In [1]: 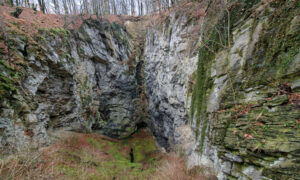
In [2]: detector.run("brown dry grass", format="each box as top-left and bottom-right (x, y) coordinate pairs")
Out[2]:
(145, 1), (206, 26)
(0, 132), (216, 180)
(0, 133), (119, 179)
(151, 153), (217, 180)
(0, 5), (64, 35)
(0, 5), (131, 36)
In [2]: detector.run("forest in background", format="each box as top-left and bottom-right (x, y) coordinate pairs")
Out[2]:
(0, 0), (185, 16)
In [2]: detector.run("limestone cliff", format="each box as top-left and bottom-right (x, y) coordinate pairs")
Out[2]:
(0, 1), (300, 179)
(144, 1), (300, 179)
(0, 19), (141, 151)
(144, 12), (199, 150)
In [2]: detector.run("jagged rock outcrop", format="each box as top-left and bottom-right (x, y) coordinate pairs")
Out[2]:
(0, 19), (140, 151)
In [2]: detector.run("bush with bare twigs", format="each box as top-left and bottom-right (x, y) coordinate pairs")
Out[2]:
(151, 153), (217, 180)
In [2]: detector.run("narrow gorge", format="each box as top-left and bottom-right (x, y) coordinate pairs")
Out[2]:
(0, 0), (300, 179)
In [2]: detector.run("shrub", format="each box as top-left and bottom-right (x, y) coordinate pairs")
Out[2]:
(151, 153), (217, 180)
(10, 7), (23, 18)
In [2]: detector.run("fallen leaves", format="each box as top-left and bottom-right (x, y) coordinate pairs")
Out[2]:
(267, 82), (300, 104)
(244, 133), (254, 139)
(288, 92), (300, 104)
(254, 122), (264, 126)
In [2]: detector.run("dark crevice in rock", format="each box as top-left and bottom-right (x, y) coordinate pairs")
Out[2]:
(135, 60), (144, 94)
(130, 148), (134, 163)
(91, 56), (108, 65)
(136, 122), (147, 129)
(21, 43), (28, 57)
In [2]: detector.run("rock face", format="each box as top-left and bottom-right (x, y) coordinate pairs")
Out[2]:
(0, 19), (140, 151)
(144, 1), (300, 180)
(144, 13), (199, 150)
(1, 1), (300, 179)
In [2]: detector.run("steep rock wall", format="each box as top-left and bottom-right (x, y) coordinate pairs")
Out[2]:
(0, 19), (140, 151)
(144, 13), (199, 150)
(144, 1), (300, 179)
(0, 2), (299, 179)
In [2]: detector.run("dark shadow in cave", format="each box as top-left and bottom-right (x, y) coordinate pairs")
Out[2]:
(130, 148), (134, 163)
(136, 122), (147, 129)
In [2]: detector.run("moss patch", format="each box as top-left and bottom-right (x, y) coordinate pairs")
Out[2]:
(248, 1), (300, 77)
(190, 17), (227, 153)
(0, 59), (17, 99)
(48, 129), (161, 179)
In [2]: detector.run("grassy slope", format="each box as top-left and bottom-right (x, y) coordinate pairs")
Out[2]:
(0, 129), (214, 180)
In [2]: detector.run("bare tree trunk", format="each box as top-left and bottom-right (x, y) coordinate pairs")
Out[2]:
(140, 1), (143, 16)
(38, 0), (46, 13)
(112, 0), (117, 15)
(26, 0), (30, 8)
(80, 0), (87, 14)
(158, 0), (161, 14)
(52, 0), (60, 14)
(130, 0), (135, 15)
(137, 0), (140, 15)
(62, 0), (69, 14)
(10, 0), (14, 6)
(170, 0), (173, 6)
(67, 0), (76, 14)
(223, 0), (231, 49)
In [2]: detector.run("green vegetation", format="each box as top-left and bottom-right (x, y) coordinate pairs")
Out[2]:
(0, 73), (15, 98)
(190, 18), (227, 153)
(36, 27), (74, 64)
(0, 59), (14, 71)
(189, 0), (299, 154)
(37, 27), (70, 42)
(49, 27), (70, 37)
(51, 130), (161, 179)
(0, 59), (16, 99)
(10, 7), (23, 18)
(202, 2), (300, 178)
(190, 0), (283, 153)
(1, 130), (213, 179)
(252, 1), (300, 75)
(111, 22), (130, 49)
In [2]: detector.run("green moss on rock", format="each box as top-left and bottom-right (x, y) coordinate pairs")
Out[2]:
(0, 59), (17, 99)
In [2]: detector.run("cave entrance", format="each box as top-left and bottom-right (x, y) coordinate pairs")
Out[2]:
(130, 148), (134, 163)
(136, 122), (147, 129)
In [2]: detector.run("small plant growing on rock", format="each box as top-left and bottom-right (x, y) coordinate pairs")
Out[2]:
(10, 7), (23, 18)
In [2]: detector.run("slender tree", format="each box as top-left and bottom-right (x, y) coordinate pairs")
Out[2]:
(9, 0), (14, 6)
(52, 0), (60, 14)
(37, 0), (46, 13)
